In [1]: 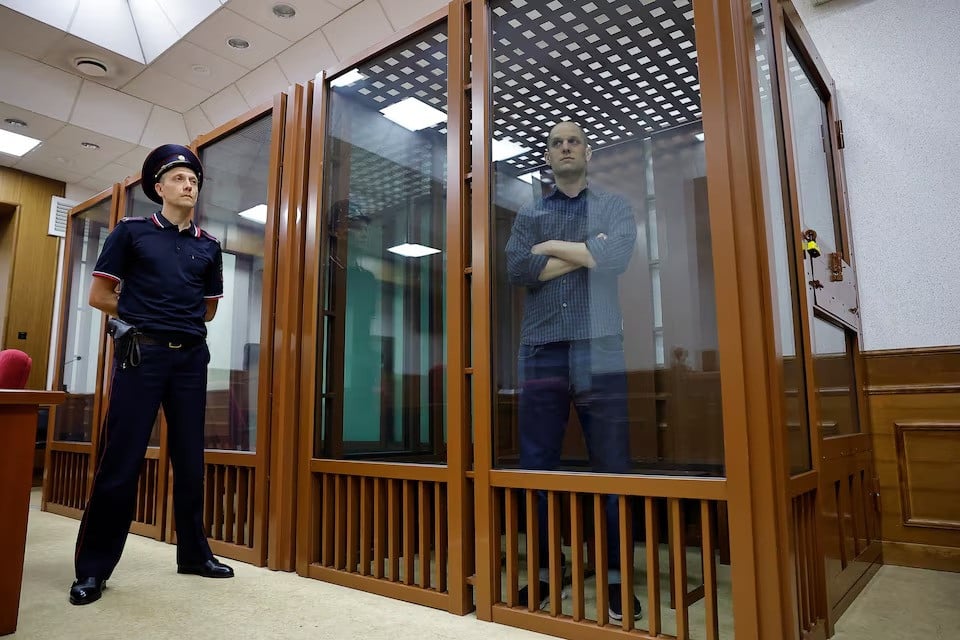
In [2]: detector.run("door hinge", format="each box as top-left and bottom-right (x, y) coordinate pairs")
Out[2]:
(836, 119), (845, 149)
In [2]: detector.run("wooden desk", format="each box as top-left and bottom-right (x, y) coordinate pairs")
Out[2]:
(1, 390), (64, 636)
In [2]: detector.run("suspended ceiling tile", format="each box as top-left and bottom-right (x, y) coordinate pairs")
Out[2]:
(70, 81), (153, 144)
(71, 0), (144, 63)
(236, 60), (290, 110)
(41, 33), (146, 89)
(12, 155), (89, 184)
(92, 162), (136, 184)
(321, 0), (394, 62)
(326, 0), (363, 10)
(275, 27), (338, 84)
(0, 0), (79, 31)
(0, 6), (68, 61)
(140, 105), (189, 149)
(183, 106), (214, 141)
(227, 0), (342, 43)
(41, 125), (138, 165)
(155, 0), (222, 38)
(128, 0), (181, 63)
(123, 68), (214, 113)
(199, 84), (250, 129)
(0, 103), (67, 141)
(187, 8), (292, 70)
(0, 51), (82, 122)
(378, 0), (448, 31)
(113, 145), (154, 171)
(78, 176), (111, 194)
(151, 40), (249, 93)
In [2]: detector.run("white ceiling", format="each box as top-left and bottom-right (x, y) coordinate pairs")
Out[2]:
(0, 0), (448, 197)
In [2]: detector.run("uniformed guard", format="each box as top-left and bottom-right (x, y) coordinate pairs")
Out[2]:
(70, 144), (234, 606)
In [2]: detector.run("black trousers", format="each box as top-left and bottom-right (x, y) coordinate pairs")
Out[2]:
(74, 341), (213, 580)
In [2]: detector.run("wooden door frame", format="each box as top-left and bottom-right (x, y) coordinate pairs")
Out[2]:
(42, 186), (117, 518)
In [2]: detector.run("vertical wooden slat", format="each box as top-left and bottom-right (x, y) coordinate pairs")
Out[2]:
(570, 492), (585, 622)
(215, 465), (226, 540)
(320, 474), (332, 565)
(247, 468), (256, 546)
(669, 498), (689, 639)
(334, 474), (346, 570)
(525, 488), (540, 612)
(418, 481), (431, 589)
(434, 482), (447, 593)
(360, 477), (372, 576)
(373, 478), (386, 579)
(618, 496), (634, 630)
(594, 494), (609, 627)
(806, 492), (817, 628)
(645, 497), (661, 636)
(547, 491), (562, 617)
(701, 501), (719, 640)
(225, 466), (236, 543)
(403, 480), (415, 585)
(492, 487), (503, 604)
(237, 467), (249, 547)
(794, 497), (807, 630)
(347, 475), (359, 572)
(505, 488), (519, 607)
(388, 479), (400, 581)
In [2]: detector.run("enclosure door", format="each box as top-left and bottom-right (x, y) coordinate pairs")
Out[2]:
(776, 8), (881, 626)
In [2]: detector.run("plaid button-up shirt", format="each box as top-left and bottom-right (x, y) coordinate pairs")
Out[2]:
(506, 187), (637, 345)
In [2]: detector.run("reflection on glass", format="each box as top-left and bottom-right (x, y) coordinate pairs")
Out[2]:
(785, 39), (841, 252)
(753, 5), (812, 474)
(491, 0), (724, 479)
(812, 316), (860, 437)
(318, 24), (448, 463)
(194, 114), (272, 451)
(53, 199), (112, 442)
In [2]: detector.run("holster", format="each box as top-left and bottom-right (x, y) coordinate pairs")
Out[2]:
(107, 317), (141, 368)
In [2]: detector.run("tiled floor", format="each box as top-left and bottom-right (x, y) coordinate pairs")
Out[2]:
(12, 491), (960, 639)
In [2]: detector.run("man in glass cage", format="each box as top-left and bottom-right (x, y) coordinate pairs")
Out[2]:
(505, 121), (640, 621)
(69, 144), (233, 606)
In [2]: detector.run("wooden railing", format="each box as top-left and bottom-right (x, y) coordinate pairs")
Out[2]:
(45, 446), (91, 514)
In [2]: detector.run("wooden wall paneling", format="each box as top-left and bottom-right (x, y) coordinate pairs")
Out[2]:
(0, 167), (65, 389)
(694, 0), (800, 637)
(0, 203), (18, 343)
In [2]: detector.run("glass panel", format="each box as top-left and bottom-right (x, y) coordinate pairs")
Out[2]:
(194, 114), (273, 451)
(784, 38), (841, 252)
(318, 23), (449, 463)
(53, 198), (112, 442)
(812, 316), (860, 437)
(491, 0), (723, 476)
(753, 5), (812, 474)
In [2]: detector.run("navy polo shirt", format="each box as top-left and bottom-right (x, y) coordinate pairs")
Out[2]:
(92, 212), (224, 338)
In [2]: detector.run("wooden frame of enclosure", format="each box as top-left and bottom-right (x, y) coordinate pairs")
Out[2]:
(41, 1), (879, 638)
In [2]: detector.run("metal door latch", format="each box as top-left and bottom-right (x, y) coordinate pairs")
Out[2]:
(828, 252), (844, 282)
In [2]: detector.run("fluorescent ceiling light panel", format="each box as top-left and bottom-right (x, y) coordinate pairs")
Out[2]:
(518, 170), (541, 184)
(380, 97), (447, 131)
(238, 204), (268, 224)
(694, 132), (705, 142)
(387, 243), (442, 258)
(492, 138), (531, 162)
(0, 129), (41, 157)
(331, 69), (368, 87)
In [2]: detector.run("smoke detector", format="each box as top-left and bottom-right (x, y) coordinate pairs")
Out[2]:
(74, 57), (109, 77)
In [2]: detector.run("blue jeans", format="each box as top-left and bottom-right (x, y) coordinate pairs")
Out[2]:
(518, 336), (630, 578)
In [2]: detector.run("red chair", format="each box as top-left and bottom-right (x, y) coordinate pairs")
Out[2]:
(0, 349), (32, 389)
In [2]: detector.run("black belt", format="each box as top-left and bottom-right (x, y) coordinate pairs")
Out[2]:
(138, 334), (205, 349)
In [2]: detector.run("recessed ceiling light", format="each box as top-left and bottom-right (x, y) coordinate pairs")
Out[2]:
(694, 132), (705, 142)
(380, 97), (447, 131)
(387, 243), (441, 258)
(0, 129), (41, 157)
(517, 170), (541, 184)
(272, 3), (296, 18)
(191, 64), (210, 76)
(3, 118), (27, 128)
(491, 138), (531, 162)
(74, 57), (108, 77)
(81, 141), (100, 150)
(227, 37), (250, 50)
